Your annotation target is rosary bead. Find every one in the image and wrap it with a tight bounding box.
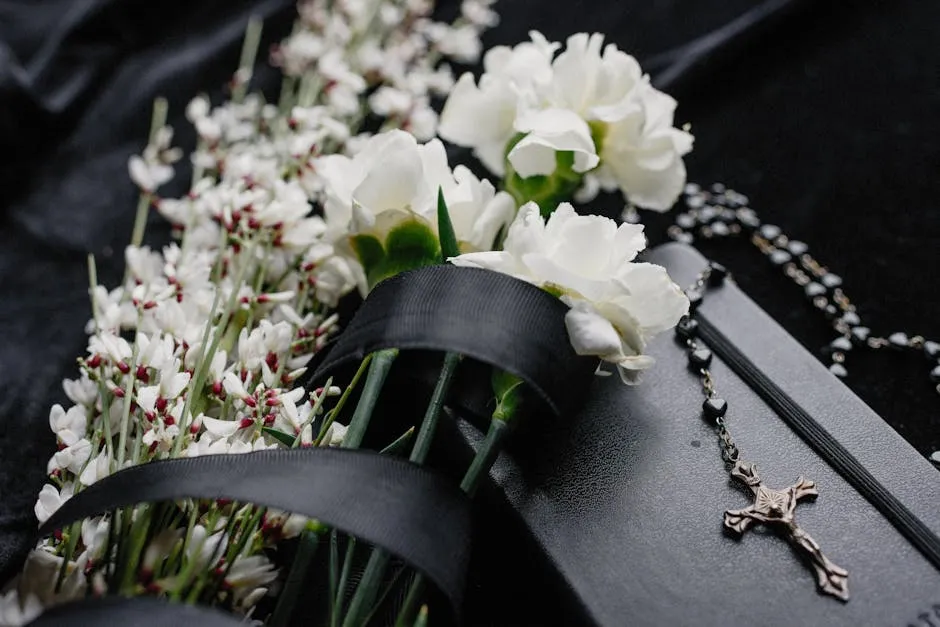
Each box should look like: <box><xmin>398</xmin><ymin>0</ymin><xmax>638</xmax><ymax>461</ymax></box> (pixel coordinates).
<box><xmin>703</xmin><ymin>397</ymin><xmax>728</xmax><ymax>419</ymax></box>
<box><xmin>828</xmin><ymin>337</ymin><xmax>853</xmax><ymax>353</ymax></box>
<box><xmin>805</xmin><ymin>282</ymin><xmax>827</xmax><ymax>298</ymax></box>
<box><xmin>711</xmin><ymin>222</ymin><xmax>731</xmax><ymax>237</ymax></box>
<box><xmin>787</xmin><ymin>240</ymin><xmax>809</xmax><ymax>256</ymax></box>
<box><xmin>840</xmin><ymin>311</ymin><xmax>861</xmax><ymax>327</ymax></box>
<box><xmin>676</xmin><ymin>213</ymin><xmax>696</xmax><ymax>229</ymax></box>
<box><xmin>698</xmin><ymin>206</ymin><xmax>719</xmax><ymax>223</ymax></box>
<box><xmin>759</xmin><ymin>224</ymin><xmax>782</xmax><ymax>241</ymax></box>
<box><xmin>689</xmin><ymin>348</ymin><xmax>713</xmax><ymax>369</ymax></box>
<box><xmin>687</xmin><ymin>195</ymin><xmax>705</xmax><ymax>209</ymax></box>
<box><xmin>720</xmin><ymin>208</ymin><xmax>737</xmax><ymax>222</ymax></box>
<box><xmin>710</xmin><ymin>182</ymin><xmax>726</xmax><ymax>194</ymax></box>
<box><xmin>673</xmin><ymin>231</ymin><xmax>694</xmax><ymax>245</ymax></box>
<box><xmin>821</xmin><ymin>274</ymin><xmax>843</xmax><ymax>289</ymax></box>
<box><xmin>930</xmin><ymin>365</ymin><xmax>940</xmax><ymax>384</ymax></box>
<box><xmin>829</xmin><ymin>363</ymin><xmax>848</xmax><ymax>378</ymax></box>
<box><xmin>687</xmin><ymin>288</ymin><xmax>704</xmax><ymax>312</ymax></box>
<box><xmin>923</xmin><ymin>340</ymin><xmax>940</xmax><ymax>360</ymax></box>
<box><xmin>736</xmin><ymin>208</ymin><xmax>760</xmax><ymax>229</ymax></box>
<box><xmin>824</xmin><ymin>304</ymin><xmax>839</xmax><ymax>320</ymax></box>
<box><xmin>769</xmin><ymin>250</ymin><xmax>792</xmax><ymax>266</ymax></box>
<box><xmin>888</xmin><ymin>332</ymin><xmax>909</xmax><ymax>348</ymax></box>
<box><xmin>850</xmin><ymin>326</ymin><xmax>871</xmax><ymax>345</ymax></box>
<box><xmin>707</xmin><ymin>262</ymin><xmax>729</xmax><ymax>286</ymax></box>
<box><xmin>675</xmin><ymin>316</ymin><xmax>699</xmax><ymax>340</ymax></box>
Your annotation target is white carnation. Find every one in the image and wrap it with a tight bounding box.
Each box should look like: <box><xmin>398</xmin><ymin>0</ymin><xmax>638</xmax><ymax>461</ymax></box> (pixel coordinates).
<box><xmin>451</xmin><ymin>202</ymin><xmax>689</xmax><ymax>382</ymax></box>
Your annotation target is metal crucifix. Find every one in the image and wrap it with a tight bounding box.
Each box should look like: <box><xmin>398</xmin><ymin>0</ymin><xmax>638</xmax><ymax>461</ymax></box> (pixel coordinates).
<box><xmin>724</xmin><ymin>459</ymin><xmax>850</xmax><ymax>602</ymax></box>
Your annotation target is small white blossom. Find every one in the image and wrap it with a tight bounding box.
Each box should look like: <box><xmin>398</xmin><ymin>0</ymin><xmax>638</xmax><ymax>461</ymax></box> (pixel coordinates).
<box><xmin>34</xmin><ymin>483</ymin><xmax>73</xmax><ymax>525</ymax></box>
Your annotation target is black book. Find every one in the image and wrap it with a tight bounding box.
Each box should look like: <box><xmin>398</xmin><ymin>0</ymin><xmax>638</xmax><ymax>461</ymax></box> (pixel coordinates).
<box><xmin>454</xmin><ymin>242</ymin><xmax>940</xmax><ymax>627</ymax></box>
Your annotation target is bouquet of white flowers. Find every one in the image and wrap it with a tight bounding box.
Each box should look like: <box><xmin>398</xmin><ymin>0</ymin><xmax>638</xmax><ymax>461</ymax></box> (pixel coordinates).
<box><xmin>0</xmin><ymin>1</ymin><xmax>693</xmax><ymax>625</ymax></box>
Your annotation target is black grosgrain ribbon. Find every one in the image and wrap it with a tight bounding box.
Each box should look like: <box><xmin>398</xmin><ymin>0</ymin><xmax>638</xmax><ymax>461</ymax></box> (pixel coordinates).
<box><xmin>306</xmin><ymin>265</ymin><xmax>598</xmax><ymax>421</ymax></box>
<box><xmin>37</xmin><ymin>449</ymin><xmax>471</xmax><ymax>618</ymax></box>
<box><xmin>27</xmin><ymin>595</ymin><xmax>248</xmax><ymax>626</ymax></box>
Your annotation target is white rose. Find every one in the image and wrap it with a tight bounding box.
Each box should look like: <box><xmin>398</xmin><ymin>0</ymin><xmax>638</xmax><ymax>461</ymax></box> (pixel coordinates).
<box><xmin>451</xmin><ymin>202</ymin><xmax>689</xmax><ymax>382</ymax></box>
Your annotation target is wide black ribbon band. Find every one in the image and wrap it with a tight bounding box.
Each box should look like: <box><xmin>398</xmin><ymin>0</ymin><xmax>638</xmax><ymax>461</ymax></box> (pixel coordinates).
<box><xmin>37</xmin><ymin>448</ymin><xmax>470</xmax><ymax>620</ymax></box>
<box><xmin>27</xmin><ymin>595</ymin><xmax>248</xmax><ymax>626</ymax></box>
<box><xmin>306</xmin><ymin>265</ymin><xmax>598</xmax><ymax>422</ymax></box>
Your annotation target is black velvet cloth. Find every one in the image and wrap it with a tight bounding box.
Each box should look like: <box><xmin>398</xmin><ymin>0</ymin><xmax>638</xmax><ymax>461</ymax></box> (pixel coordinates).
<box><xmin>1</xmin><ymin>0</ymin><xmax>937</xmax><ymax>610</ymax></box>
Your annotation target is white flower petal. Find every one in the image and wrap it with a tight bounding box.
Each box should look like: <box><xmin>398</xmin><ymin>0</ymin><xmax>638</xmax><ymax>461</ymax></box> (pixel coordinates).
<box><xmin>509</xmin><ymin>108</ymin><xmax>599</xmax><ymax>178</ymax></box>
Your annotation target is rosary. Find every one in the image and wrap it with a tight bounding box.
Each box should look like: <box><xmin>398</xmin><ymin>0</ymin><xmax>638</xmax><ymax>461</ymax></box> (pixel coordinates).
<box><xmin>653</xmin><ymin>182</ymin><xmax>940</xmax><ymax>603</ymax></box>
<box><xmin>676</xmin><ymin>262</ymin><xmax>850</xmax><ymax>602</ymax></box>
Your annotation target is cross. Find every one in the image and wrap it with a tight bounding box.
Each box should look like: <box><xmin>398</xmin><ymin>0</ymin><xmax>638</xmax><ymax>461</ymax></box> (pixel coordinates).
<box><xmin>724</xmin><ymin>459</ymin><xmax>850</xmax><ymax>602</ymax></box>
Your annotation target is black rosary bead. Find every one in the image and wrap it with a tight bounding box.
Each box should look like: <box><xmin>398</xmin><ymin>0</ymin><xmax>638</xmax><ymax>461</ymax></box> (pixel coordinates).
<box><xmin>711</xmin><ymin>222</ymin><xmax>731</xmax><ymax>237</ymax></box>
<box><xmin>805</xmin><ymin>282</ymin><xmax>826</xmax><ymax>298</ymax></box>
<box><xmin>707</xmin><ymin>262</ymin><xmax>729</xmax><ymax>286</ymax></box>
<box><xmin>769</xmin><ymin>250</ymin><xmax>792</xmax><ymax>266</ymax></box>
<box><xmin>736</xmin><ymin>208</ymin><xmax>760</xmax><ymax>229</ymax></box>
<box><xmin>850</xmin><ymin>326</ymin><xmax>871</xmax><ymax>345</ymax></box>
<box><xmin>698</xmin><ymin>206</ymin><xmax>719</xmax><ymax>224</ymax></box>
<box><xmin>827</xmin><ymin>337</ymin><xmax>853</xmax><ymax>354</ymax></box>
<box><xmin>759</xmin><ymin>224</ymin><xmax>781</xmax><ymax>240</ymax></box>
<box><xmin>703</xmin><ymin>397</ymin><xmax>728</xmax><ymax>419</ymax></box>
<box><xmin>888</xmin><ymin>332</ymin><xmax>909</xmax><ymax>349</ymax></box>
<box><xmin>924</xmin><ymin>340</ymin><xmax>940</xmax><ymax>360</ymax></box>
<box><xmin>787</xmin><ymin>240</ymin><xmax>809</xmax><ymax>256</ymax></box>
<box><xmin>689</xmin><ymin>348</ymin><xmax>713</xmax><ymax>369</ymax></box>
<box><xmin>821</xmin><ymin>274</ymin><xmax>843</xmax><ymax>289</ymax></box>
<box><xmin>930</xmin><ymin>365</ymin><xmax>940</xmax><ymax>384</ymax></box>
<box><xmin>676</xmin><ymin>213</ymin><xmax>696</xmax><ymax>230</ymax></box>
<box><xmin>840</xmin><ymin>311</ymin><xmax>861</xmax><ymax>327</ymax></box>
<box><xmin>675</xmin><ymin>316</ymin><xmax>699</xmax><ymax>340</ymax></box>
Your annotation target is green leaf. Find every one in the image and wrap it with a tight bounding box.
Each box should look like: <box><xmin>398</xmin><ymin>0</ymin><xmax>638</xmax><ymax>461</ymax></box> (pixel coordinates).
<box><xmin>368</xmin><ymin>219</ymin><xmax>440</xmax><ymax>286</ymax></box>
<box><xmin>501</xmin><ymin>131</ymin><xmax>589</xmax><ymax>215</ymax></box>
<box><xmin>413</xmin><ymin>606</ymin><xmax>429</xmax><ymax>627</ymax></box>
<box><xmin>262</xmin><ymin>427</ymin><xmax>296</xmax><ymax>448</ymax></box>
<box><xmin>436</xmin><ymin>187</ymin><xmax>461</xmax><ymax>262</ymax></box>
<box><xmin>349</xmin><ymin>233</ymin><xmax>386</xmax><ymax>278</ymax></box>
<box><xmin>491</xmin><ymin>369</ymin><xmax>526</xmax><ymax>423</ymax></box>
<box><xmin>380</xmin><ymin>426</ymin><xmax>415</xmax><ymax>456</ymax></box>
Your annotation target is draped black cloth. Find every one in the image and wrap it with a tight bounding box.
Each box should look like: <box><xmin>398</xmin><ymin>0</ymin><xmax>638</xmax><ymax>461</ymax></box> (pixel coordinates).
<box><xmin>1</xmin><ymin>0</ymin><xmax>937</xmax><ymax>616</ymax></box>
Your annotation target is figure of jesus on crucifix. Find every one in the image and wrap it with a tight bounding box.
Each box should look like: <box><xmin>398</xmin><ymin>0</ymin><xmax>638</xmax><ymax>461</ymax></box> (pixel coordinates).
<box><xmin>724</xmin><ymin>459</ymin><xmax>850</xmax><ymax>601</ymax></box>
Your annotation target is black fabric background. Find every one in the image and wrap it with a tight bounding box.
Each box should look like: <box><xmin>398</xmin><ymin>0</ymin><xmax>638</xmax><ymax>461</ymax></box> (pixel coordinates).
<box><xmin>1</xmin><ymin>0</ymin><xmax>938</xmax><ymax>614</ymax></box>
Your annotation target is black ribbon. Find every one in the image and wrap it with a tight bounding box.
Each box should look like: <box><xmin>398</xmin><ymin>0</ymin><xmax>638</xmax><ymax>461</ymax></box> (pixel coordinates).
<box><xmin>27</xmin><ymin>595</ymin><xmax>248</xmax><ymax>626</ymax></box>
<box><xmin>306</xmin><ymin>265</ymin><xmax>598</xmax><ymax>421</ymax></box>
<box><xmin>38</xmin><ymin>449</ymin><xmax>470</xmax><ymax>618</ymax></box>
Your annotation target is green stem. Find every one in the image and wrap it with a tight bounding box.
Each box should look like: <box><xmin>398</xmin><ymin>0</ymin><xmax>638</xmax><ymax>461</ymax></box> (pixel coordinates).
<box><xmin>347</xmin><ymin>351</ymin><xmax>458</xmax><ymax>626</ymax></box>
<box><xmin>394</xmin><ymin>573</ymin><xmax>426</xmax><ymax>627</ymax></box>
<box><xmin>333</xmin><ymin>536</ymin><xmax>357</xmax><ymax>626</ymax></box>
<box><xmin>459</xmin><ymin>418</ymin><xmax>510</xmax><ymax>496</ymax></box>
<box><xmin>232</xmin><ymin>16</ymin><xmax>263</xmax><ymax>103</ymax></box>
<box><xmin>340</xmin><ymin>550</ymin><xmax>391</xmax><ymax>627</ymax></box>
<box><xmin>315</xmin><ymin>356</ymin><xmax>373</xmax><ymax>446</ymax></box>
<box><xmin>399</xmin><ymin>417</ymin><xmax>512</xmax><ymax>622</ymax></box>
<box><xmin>274</xmin><ymin>350</ymin><xmax>397</xmax><ymax>624</ymax></box>
<box><xmin>409</xmin><ymin>352</ymin><xmax>461</xmax><ymax>464</ymax></box>
<box><xmin>341</xmin><ymin>349</ymin><xmax>398</xmax><ymax>449</ymax></box>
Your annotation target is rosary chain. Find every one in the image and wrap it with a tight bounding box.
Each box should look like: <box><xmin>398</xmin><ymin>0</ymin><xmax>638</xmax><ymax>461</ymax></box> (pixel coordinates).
<box><xmin>676</xmin><ymin>264</ymin><xmax>742</xmax><ymax>469</ymax></box>
<box><xmin>667</xmin><ymin>182</ymin><xmax>940</xmax><ymax>464</ymax></box>
<box><xmin>667</xmin><ymin>182</ymin><xmax>940</xmax><ymax>394</ymax></box>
